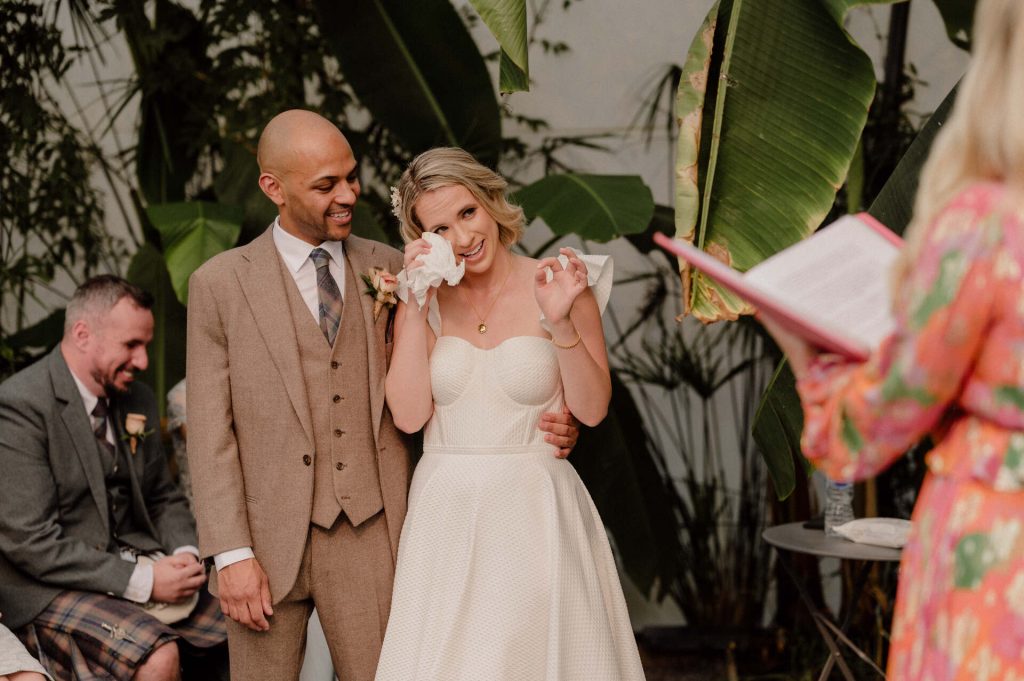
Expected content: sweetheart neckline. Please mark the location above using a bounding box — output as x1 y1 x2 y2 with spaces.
435 334 553 352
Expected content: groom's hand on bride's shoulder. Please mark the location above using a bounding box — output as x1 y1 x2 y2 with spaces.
218 557 274 632
540 405 581 459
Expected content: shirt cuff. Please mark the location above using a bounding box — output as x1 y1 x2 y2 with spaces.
123 562 154 603
173 545 200 558
214 547 255 572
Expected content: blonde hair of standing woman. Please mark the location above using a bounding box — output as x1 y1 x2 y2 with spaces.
896 0 1024 284
393 147 525 246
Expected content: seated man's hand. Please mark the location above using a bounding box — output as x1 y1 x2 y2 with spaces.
151 553 206 604
217 557 273 632
539 405 581 459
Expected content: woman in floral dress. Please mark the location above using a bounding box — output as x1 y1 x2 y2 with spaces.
761 1 1024 678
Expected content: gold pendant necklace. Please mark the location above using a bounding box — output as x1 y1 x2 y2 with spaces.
460 258 514 334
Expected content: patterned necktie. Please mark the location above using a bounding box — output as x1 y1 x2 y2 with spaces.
310 247 343 346
91 399 116 460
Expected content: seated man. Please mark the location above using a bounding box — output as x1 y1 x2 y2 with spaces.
0 276 226 680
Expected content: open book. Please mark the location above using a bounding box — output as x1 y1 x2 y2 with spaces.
654 214 903 360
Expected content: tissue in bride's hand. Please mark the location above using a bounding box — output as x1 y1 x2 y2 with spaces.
396 231 465 309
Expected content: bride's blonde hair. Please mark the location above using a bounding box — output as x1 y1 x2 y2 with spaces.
896 0 1024 283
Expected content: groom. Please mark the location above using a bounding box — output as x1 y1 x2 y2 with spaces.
186 110 579 680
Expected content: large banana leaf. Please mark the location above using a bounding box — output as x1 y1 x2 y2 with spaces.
869 84 958 235
469 0 530 93
674 0 900 322
752 360 804 500
315 0 502 167
515 174 654 242
752 84 958 499
147 201 242 306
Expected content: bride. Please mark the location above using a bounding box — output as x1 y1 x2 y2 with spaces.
376 147 645 680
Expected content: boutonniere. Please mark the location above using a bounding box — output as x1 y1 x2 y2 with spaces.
122 413 154 455
361 267 399 321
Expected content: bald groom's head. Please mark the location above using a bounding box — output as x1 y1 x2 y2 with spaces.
257 109 349 177
257 110 361 245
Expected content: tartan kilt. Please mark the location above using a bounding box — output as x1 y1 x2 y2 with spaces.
16 588 225 680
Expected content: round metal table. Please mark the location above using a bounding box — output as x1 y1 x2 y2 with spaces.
763 522 903 680
763 522 902 562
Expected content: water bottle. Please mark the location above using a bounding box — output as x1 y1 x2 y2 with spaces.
824 480 855 538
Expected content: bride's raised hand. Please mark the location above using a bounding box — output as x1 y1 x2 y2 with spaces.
534 248 589 323
403 237 432 271
401 237 436 313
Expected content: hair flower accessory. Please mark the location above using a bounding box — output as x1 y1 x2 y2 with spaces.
122 413 153 455
362 267 399 320
389 185 402 219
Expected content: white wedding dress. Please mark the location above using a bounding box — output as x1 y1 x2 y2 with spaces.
376 260 645 681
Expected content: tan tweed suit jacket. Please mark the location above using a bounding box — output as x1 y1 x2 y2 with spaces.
185 228 410 602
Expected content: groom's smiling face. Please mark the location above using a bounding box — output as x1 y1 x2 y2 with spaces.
278 134 362 245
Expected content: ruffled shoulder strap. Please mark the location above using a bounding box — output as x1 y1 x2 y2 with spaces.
539 250 614 330
575 251 613 315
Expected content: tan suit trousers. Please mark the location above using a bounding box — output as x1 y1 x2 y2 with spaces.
225 512 394 681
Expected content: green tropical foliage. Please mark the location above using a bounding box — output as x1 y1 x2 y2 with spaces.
1 0 665 599
2 0 653 386
147 202 243 305
516 175 655 242
317 0 503 166
469 0 530 92
1 2 120 373
751 84 960 499
674 0 900 322
663 0 974 497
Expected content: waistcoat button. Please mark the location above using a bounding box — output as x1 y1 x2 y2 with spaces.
335 462 346 471
332 394 341 403
302 454 312 466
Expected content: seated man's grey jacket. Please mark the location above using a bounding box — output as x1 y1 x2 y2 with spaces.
0 346 196 629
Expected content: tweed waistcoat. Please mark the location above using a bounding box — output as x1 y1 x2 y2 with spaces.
283 251 384 529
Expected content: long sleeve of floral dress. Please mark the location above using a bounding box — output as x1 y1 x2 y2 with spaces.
797 183 1024 491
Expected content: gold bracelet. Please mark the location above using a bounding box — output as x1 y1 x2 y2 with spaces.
551 329 582 349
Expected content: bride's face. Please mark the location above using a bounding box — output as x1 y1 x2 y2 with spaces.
414 184 502 276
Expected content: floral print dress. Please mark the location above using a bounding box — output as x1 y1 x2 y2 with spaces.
797 183 1024 681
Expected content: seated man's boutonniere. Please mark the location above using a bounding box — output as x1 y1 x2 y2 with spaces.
362 267 399 321
123 413 154 455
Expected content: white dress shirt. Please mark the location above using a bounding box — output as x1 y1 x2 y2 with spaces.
69 369 199 603
213 219 347 572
